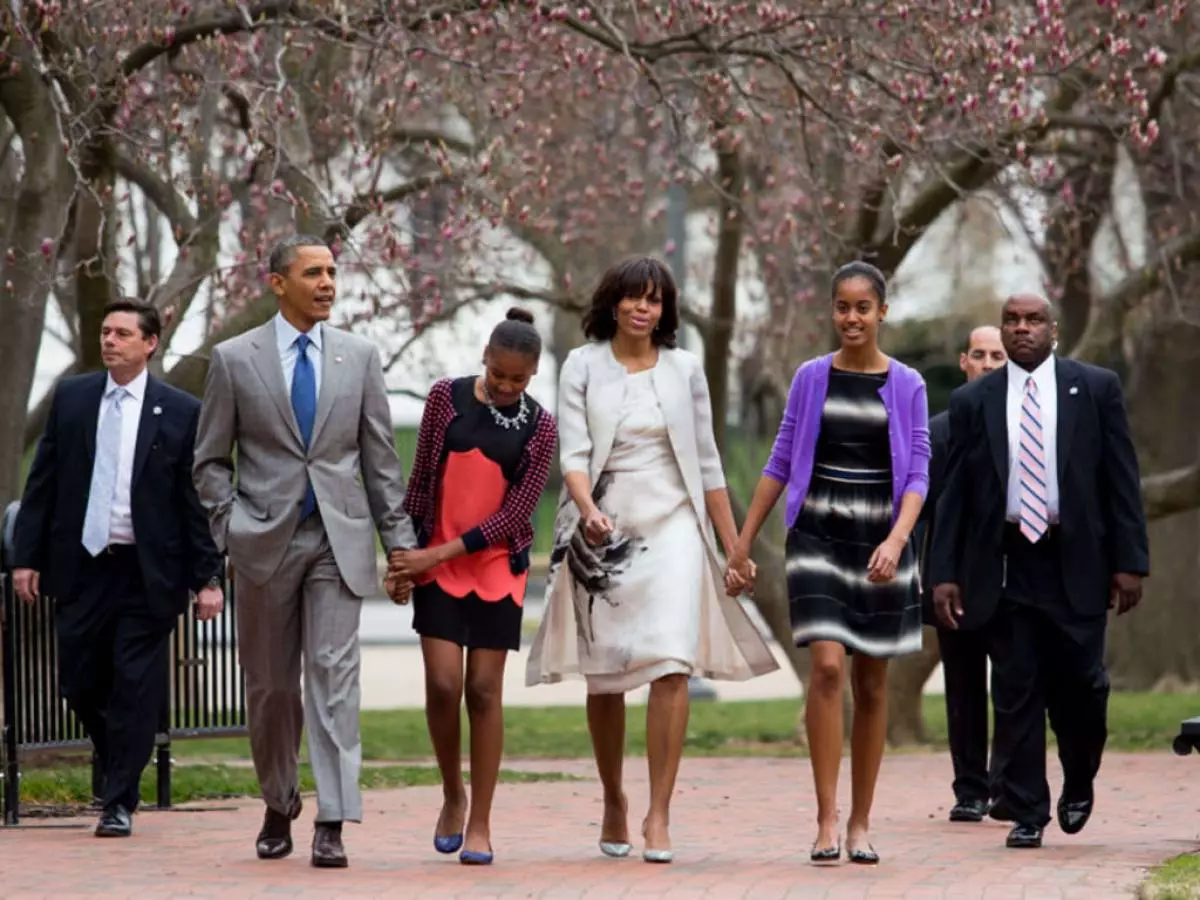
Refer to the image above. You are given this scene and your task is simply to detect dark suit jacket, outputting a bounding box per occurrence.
[12,371,223,619]
[929,357,1149,630]
[915,409,950,622]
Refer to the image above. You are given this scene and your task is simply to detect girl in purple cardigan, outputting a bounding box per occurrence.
[728,261,930,866]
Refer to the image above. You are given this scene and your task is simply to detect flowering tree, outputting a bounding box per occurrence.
[3,2,1198,722]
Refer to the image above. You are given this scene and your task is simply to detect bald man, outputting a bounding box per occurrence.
[916,326,1006,823]
[930,295,1149,849]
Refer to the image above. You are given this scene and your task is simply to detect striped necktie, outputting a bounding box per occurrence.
[1018,376,1049,543]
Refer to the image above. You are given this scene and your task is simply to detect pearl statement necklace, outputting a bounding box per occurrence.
[481,380,530,430]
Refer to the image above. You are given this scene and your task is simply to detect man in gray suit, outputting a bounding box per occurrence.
[193,235,417,868]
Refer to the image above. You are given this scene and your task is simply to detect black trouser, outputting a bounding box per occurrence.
[988,526,1109,828]
[937,624,992,805]
[55,546,175,812]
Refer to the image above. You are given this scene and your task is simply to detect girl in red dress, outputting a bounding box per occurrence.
[392,308,557,865]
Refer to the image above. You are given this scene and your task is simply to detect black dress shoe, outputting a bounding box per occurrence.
[95,804,132,838]
[949,798,990,822]
[312,822,349,868]
[1005,824,1043,849]
[1057,794,1094,835]
[256,795,303,860]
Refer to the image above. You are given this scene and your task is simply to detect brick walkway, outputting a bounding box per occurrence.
[2,753,1197,898]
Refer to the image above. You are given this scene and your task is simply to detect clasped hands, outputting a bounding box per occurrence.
[383,546,443,605]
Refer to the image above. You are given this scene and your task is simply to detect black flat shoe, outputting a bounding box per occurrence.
[846,843,880,865]
[95,804,132,838]
[1057,793,1094,835]
[949,798,989,823]
[810,842,841,863]
[1005,824,1043,849]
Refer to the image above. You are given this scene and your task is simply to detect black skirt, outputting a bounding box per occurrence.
[412,582,523,652]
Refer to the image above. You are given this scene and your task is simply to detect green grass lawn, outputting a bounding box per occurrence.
[1140,853,1200,900]
[16,692,1196,809]
[19,763,574,811]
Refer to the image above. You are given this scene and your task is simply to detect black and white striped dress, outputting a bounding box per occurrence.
[785,368,922,658]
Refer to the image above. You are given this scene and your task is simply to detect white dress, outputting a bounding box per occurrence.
[550,369,747,694]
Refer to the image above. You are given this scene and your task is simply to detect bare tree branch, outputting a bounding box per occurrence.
[1073,228,1200,363]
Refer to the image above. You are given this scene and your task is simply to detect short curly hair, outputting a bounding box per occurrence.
[582,257,679,348]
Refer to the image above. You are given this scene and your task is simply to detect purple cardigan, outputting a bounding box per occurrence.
[763,353,931,530]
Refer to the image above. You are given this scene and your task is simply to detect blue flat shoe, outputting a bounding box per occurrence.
[434,832,463,854]
[459,847,494,865]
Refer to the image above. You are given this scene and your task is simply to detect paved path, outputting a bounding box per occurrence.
[2,753,1196,898]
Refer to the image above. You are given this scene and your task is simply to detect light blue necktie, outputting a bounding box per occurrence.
[81,388,125,555]
[292,334,317,520]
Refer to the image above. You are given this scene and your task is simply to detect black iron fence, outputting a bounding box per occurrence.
[0,501,247,825]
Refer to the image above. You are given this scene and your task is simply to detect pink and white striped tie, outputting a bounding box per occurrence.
[1018,376,1049,543]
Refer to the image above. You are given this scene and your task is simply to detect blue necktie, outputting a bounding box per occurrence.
[82,388,125,555]
[292,334,317,520]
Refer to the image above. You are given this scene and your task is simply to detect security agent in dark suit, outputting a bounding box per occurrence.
[931,294,1149,849]
[915,326,1006,823]
[11,300,224,838]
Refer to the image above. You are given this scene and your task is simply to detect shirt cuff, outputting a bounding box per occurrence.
[461,527,488,554]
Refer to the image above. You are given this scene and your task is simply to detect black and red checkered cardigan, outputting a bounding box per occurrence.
[403,377,558,575]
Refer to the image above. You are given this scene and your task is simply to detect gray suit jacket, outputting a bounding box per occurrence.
[192,319,417,597]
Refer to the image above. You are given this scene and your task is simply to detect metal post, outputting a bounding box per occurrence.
[155,739,171,809]
[90,750,103,807]
[2,572,19,825]
[2,502,22,824]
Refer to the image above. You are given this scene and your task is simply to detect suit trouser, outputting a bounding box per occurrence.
[937,624,992,804]
[57,545,175,812]
[987,528,1109,828]
[235,513,365,823]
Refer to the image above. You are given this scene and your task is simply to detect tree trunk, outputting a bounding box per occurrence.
[74,139,118,373]
[0,63,73,503]
[704,139,744,454]
[1105,320,1200,687]
[886,626,941,745]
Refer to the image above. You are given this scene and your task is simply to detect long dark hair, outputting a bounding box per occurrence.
[582,257,679,348]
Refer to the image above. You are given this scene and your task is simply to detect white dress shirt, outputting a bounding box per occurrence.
[1005,355,1059,523]
[97,368,148,545]
[274,313,324,397]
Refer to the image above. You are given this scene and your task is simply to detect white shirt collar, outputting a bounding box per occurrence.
[275,312,323,354]
[1007,353,1055,391]
[105,367,148,402]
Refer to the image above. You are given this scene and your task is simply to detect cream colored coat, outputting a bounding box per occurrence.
[525,341,778,686]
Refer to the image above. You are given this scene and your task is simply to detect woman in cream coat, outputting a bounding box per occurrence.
[527,258,777,864]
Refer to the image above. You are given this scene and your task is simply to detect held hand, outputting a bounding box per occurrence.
[12,568,39,605]
[582,508,614,546]
[932,583,964,630]
[389,547,441,579]
[866,536,905,583]
[1109,572,1143,615]
[384,572,413,605]
[194,586,225,621]
[723,548,757,597]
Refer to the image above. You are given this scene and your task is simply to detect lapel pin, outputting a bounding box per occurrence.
[1069,386,1079,395]
[334,356,344,364]
[153,405,163,415]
